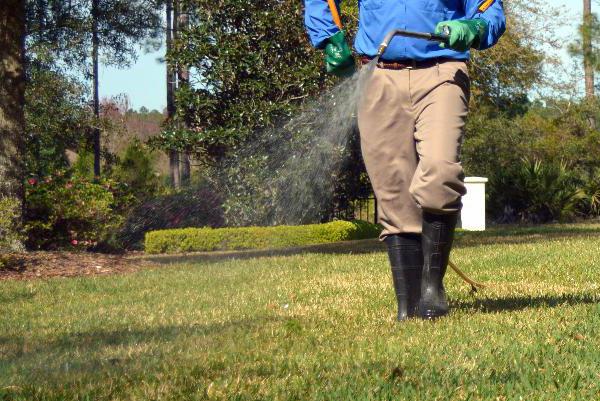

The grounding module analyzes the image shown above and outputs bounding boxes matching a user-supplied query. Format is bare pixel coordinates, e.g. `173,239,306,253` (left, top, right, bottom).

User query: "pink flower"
71,239,78,245
65,182,73,189
27,178,37,185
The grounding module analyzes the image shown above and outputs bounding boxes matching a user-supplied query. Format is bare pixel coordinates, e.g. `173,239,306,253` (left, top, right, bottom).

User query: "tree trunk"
166,0,175,122
166,0,180,188
181,151,191,185
177,1,191,186
169,149,180,188
92,0,101,176
0,0,26,249
584,0,595,99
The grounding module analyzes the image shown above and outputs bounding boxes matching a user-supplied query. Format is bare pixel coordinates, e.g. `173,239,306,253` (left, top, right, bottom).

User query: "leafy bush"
489,158,586,223
118,184,225,249
144,220,380,254
0,197,24,252
578,168,600,217
24,173,124,250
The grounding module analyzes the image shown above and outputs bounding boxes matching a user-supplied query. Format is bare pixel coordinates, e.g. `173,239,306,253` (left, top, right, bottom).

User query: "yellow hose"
449,260,486,292
327,0,343,30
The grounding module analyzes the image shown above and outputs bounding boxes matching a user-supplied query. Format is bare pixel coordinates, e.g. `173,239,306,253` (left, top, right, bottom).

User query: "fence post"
373,197,378,224
461,177,488,231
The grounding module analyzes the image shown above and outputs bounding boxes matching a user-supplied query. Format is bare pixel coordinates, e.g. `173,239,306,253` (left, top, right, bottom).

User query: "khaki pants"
357,60,470,238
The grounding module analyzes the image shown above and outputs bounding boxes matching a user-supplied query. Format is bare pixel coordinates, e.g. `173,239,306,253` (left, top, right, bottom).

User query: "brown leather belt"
360,56,456,70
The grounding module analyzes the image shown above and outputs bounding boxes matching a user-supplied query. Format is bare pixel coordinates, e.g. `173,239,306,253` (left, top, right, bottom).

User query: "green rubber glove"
324,30,356,77
435,19,488,52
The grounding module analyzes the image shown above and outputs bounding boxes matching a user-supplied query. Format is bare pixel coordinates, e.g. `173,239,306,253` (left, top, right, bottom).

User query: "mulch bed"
0,252,148,281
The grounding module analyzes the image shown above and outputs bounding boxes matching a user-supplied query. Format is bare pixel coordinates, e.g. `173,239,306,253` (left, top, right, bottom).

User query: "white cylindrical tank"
461,177,488,231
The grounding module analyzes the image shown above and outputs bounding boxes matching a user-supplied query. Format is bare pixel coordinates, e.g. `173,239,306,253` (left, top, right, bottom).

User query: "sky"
98,0,582,112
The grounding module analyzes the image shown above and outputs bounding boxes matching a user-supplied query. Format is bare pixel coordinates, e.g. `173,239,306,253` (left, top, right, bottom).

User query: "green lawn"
2,224,600,400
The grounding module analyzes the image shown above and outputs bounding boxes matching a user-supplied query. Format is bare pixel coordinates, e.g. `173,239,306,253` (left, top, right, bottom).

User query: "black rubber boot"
384,234,423,321
417,212,458,320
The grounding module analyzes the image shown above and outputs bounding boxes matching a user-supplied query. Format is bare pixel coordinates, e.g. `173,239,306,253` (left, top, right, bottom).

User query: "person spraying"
304,0,505,320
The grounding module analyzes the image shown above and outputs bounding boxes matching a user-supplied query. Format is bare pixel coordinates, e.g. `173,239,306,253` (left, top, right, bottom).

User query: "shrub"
0,197,24,252
488,158,586,223
118,184,225,249
144,220,380,254
24,173,123,250
577,168,600,217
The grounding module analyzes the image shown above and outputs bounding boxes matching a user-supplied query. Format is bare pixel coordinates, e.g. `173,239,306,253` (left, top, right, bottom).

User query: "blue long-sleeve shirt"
304,0,505,60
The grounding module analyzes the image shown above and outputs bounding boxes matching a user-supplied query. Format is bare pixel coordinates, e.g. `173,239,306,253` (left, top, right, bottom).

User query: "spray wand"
377,27,450,57
325,1,485,292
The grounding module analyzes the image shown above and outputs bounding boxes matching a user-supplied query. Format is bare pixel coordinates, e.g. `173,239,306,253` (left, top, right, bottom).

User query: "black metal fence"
332,197,378,224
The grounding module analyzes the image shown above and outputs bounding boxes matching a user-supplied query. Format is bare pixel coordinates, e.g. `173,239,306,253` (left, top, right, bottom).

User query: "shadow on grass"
453,292,599,314
139,239,386,265
0,315,284,363
138,224,600,266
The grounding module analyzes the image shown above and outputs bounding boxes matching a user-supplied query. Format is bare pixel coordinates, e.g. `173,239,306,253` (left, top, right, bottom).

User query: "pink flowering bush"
24,172,128,250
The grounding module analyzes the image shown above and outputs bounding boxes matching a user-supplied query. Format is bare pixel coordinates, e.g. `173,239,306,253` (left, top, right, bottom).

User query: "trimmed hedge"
144,220,381,254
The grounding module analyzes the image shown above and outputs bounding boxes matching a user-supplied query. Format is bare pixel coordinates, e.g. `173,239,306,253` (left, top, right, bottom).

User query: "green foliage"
118,184,224,250
156,0,332,160
24,65,93,177
463,99,600,223
144,220,380,254
0,197,25,252
111,139,162,200
490,158,586,223
214,155,276,227
24,173,123,250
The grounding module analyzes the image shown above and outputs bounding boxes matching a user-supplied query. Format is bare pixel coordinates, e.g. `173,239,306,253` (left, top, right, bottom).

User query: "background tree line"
1,0,600,252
